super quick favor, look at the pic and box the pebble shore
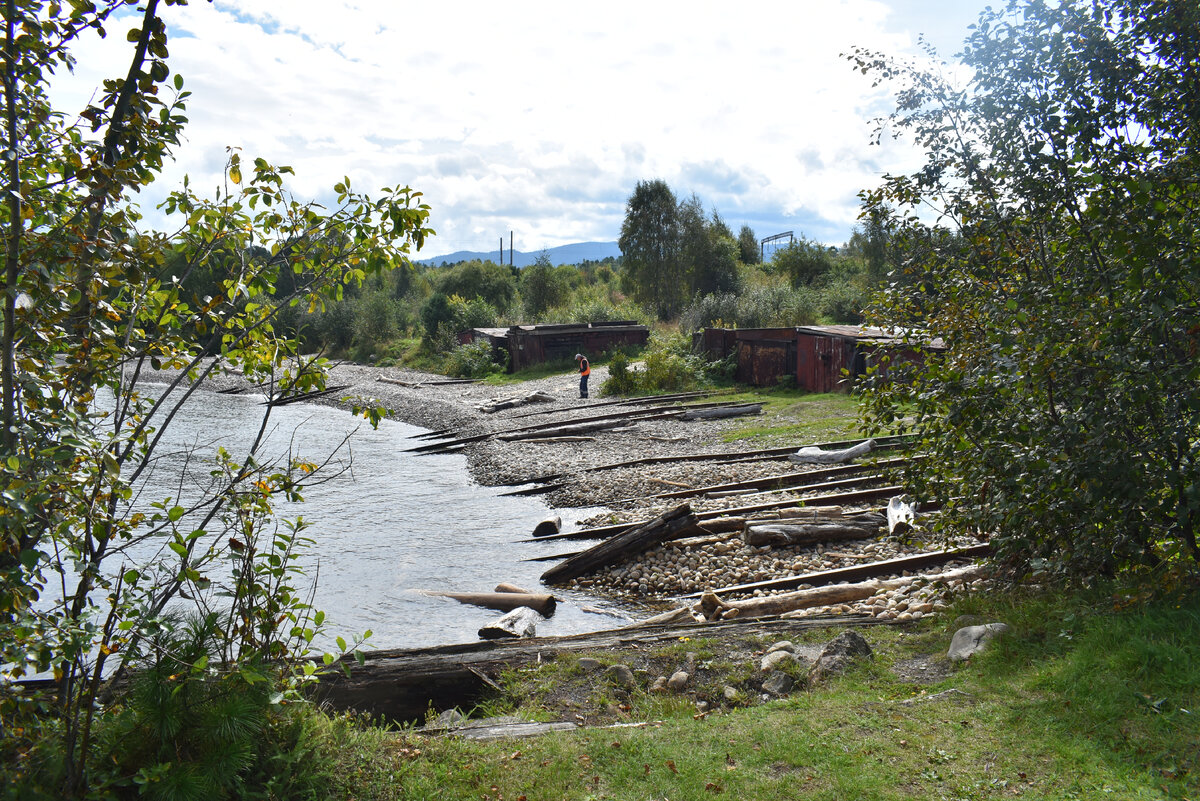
[201,360,989,622]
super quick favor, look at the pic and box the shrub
[444,339,505,378]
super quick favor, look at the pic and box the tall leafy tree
[618,179,682,319]
[852,0,1200,579]
[737,224,760,265]
[0,1,431,794]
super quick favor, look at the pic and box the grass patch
[318,584,1199,800]
[718,389,866,445]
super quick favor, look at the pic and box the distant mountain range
[417,241,621,268]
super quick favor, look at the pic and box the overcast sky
[56,0,994,259]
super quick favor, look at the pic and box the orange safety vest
[578,358,591,376]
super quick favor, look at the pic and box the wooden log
[313,615,886,722]
[422,591,557,616]
[718,581,880,618]
[743,522,880,548]
[519,436,597,444]
[634,606,699,627]
[478,607,542,640]
[497,418,635,441]
[678,544,993,598]
[788,438,876,465]
[680,402,763,421]
[888,495,917,536]
[531,515,561,538]
[644,458,909,502]
[493,583,531,594]
[540,504,700,585]
[478,390,556,414]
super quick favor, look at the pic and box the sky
[55,0,996,260]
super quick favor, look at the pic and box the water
[128,386,636,651]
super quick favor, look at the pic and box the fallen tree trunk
[717,581,880,618]
[742,521,881,548]
[679,402,763,421]
[493,583,531,594]
[422,591,557,616]
[478,607,542,639]
[789,438,876,464]
[498,419,635,440]
[313,615,885,722]
[478,390,556,414]
[541,504,701,585]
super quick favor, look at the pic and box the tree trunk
[680,402,764,420]
[742,521,880,547]
[541,504,700,584]
[421,590,557,616]
[789,438,876,464]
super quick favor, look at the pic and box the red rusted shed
[697,325,943,391]
[461,322,650,372]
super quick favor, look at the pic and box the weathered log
[743,521,880,548]
[478,607,542,640]
[313,615,884,722]
[493,582,531,594]
[788,438,876,465]
[679,544,993,598]
[634,606,700,626]
[888,495,917,536]
[531,515,561,538]
[422,590,557,616]
[717,581,880,618]
[478,390,556,414]
[680,402,763,421]
[519,436,597,444]
[498,418,634,441]
[541,504,700,585]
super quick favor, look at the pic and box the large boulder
[811,630,873,679]
[948,622,1010,662]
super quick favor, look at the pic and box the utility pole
[510,231,514,267]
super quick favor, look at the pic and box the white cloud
[50,0,992,255]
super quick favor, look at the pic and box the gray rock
[605,664,636,688]
[765,640,798,655]
[430,708,466,728]
[577,657,603,671]
[760,650,797,672]
[762,671,794,696]
[667,670,690,692]
[811,630,873,678]
[948,622,1010,662]
[649,675,668,693]
[723,685,740,702]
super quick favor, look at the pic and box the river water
[130,385,633,651]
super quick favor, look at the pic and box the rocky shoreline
[293,362,987,625]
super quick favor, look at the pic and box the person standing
[575,353,591,399]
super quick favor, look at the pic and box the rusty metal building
[460,322,650,372]
[695,325,943,391]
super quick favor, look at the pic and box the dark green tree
[771,237,833,287]
[851,0,1200,579]
[737,224,760,264]
[435,259,516,312]
[520,252,570,317]
[618,179,682,319]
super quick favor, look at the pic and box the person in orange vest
[575,353,591,399]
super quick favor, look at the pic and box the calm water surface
[134,385,633,650]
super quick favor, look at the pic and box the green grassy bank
[306,584,1199,801]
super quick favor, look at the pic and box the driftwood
[314,615,884,722]
[743,521,881,548]
[888,496,917,536]
[541,504,701,585]
[680,402,763,421]
[422,590,557,616]
[531,515,561,538]
[789,438,876,465]
[498,419,634,441]
[478,607,542,639]
[493,582,531,594]
[636,606,700,626]
[679,544,993,598]
[520,436,597,444]
[644,457,909,502]
[715,581,881,618]
[478,390,556,414]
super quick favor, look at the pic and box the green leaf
[167,505,185,522]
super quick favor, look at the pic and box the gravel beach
[291,361,988,622]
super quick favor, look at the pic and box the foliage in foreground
[1,2,425,797]
[289,585,1200,801]
[854,0,1200,581]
